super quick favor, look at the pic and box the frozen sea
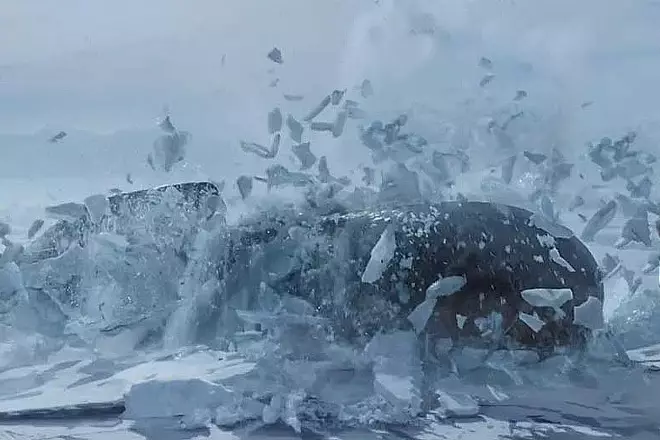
[2,1,660,438]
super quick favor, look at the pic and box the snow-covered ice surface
[4,0,660,438]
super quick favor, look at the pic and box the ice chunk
[486,384,510,402]
[365,331,422,416]
[620,209,651,247]
[159,115,176,133]
[330,89,345,105]
[435,391,479,418]
[361,226,397,283]
[269,133,281,158]
[360,79,373,98]
[236,175,253,200]
[479,57,493,69]
[303,95,331,121]
[407,298,437,334]
[268,107,283,134]
[286,114,304,143]
[83,194,109,225]
[153,131,190,172]
[540,195,555,220]
[642,252,660,274]
[521,288,573,318]
[240,140,273,159]
[267,47,283,64]
[45,202,89,221]
[519,312,545,332]
[426,275,466,299]
[283,94,304,101]
[48,130,67,143]
[456,314,467,329]
[27,219,44,239]
[501,155,516,184]
[291,142,316,170]
[214,397,264,427]
[573,297,604,330]
[549,248,575,272]
[581,200,617,241]
[332,111,348,138]
[523,151,547,165]
[310,121,334,132]
[514,90,528,101]
[479,73,495,87]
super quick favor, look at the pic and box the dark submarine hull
[224,201,604,356]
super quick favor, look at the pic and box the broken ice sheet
[291,142,316,170]
[236,175,253,200]
[267,47,283,64]
[581,200,617,242]
[286,114,304,143]
[361,226,397,283]
[407,298,437,334]
[573,296,604,330]
[519,312,545,333]
[426,275,466,300]
[83,194,109,225]
[521,288,573,317]
[268,107,283,134]
[303,95,331,122]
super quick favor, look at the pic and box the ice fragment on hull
[361,226,396,283]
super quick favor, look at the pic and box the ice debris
[407,298,437,334]
[361,226,397,283]
[514,90,528,101]
[523,151,547,165]
[286,114,304,143]
[617,208,651,247]
[240,134,280,159]
[83,194,109,225]
[310,121,334,132]
[264,164,313,189]
[291,142,316,170]
[549,248,575,272]
[303,95,331,121]
[283,94,304,101]
[236,175,253,200]
[267,47,283,64]
[333,111,348,138]
[0,222,10,238]
[364,331,423,417]
[426,275,466,299]
[268,107,283,134]
[27,219,44,239]
[479,73,495,87]
[521,288,573,318]
[330,89,345,105]
[48,131,67,143]
[360,79,373,98]
[581,200,617,242]
[519,312,545,333]
[573,297,604,330]
[435,391,480,418]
